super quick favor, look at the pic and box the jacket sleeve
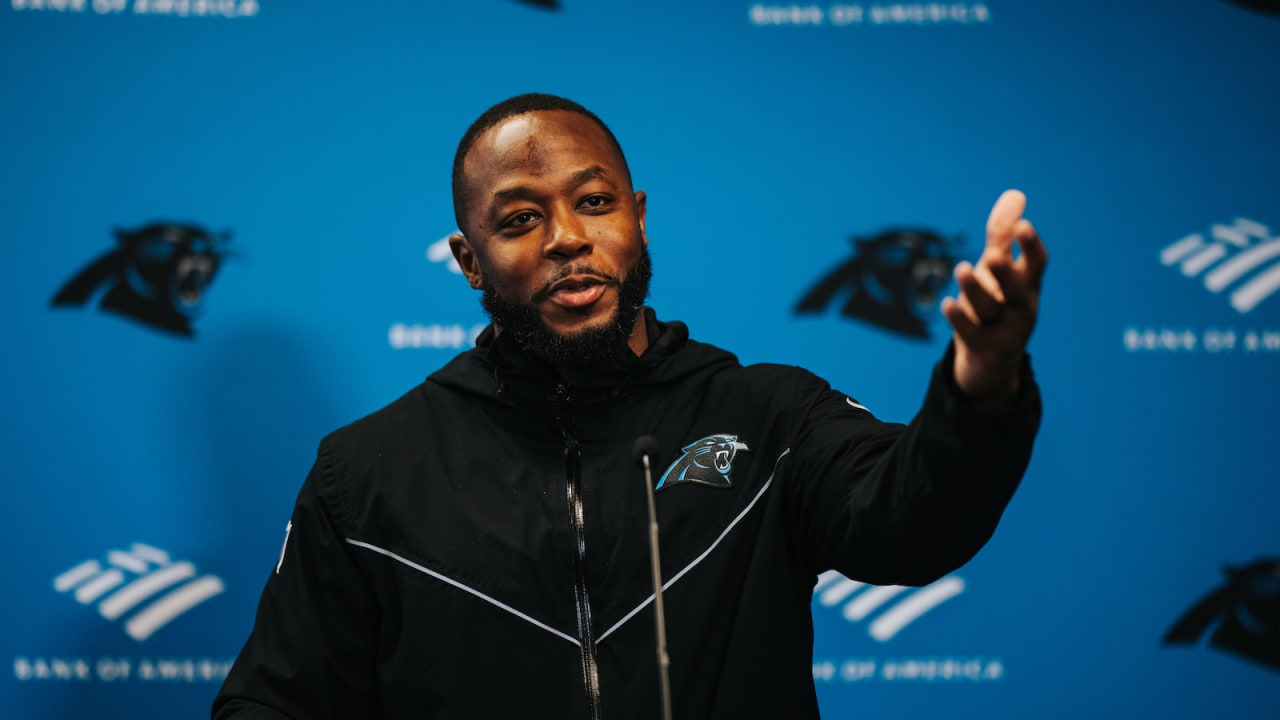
[785,343,1042,586]
[212,436,380,719]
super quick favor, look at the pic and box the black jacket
[213,310,1040,719]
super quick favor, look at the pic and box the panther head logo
[1223,1,1280,16]
[1164,557,1280,671]
[51,223,231,338]
[796,228,958,340]
[655,434,750,490]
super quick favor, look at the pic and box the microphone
[633,435,660,469]
[633,435,673,720]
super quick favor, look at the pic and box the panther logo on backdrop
[51,223,231,338]
[796,228,958,340]
[1164,557,1280,671]
[1222,1,1280,16]
[53,543,226,642]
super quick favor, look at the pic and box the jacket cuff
[928,341,1042,442]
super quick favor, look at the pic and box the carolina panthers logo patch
[655,434,750,490]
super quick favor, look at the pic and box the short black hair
[451,93,631,233]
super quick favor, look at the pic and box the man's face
[450,110,650,366]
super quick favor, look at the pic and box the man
[213,93,1046,719]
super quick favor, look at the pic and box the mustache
[530,265,621,304]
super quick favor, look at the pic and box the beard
[480,247,653,369]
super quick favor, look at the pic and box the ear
[448,232,484,289]
[634,190,648,247]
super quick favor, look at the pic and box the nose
[544,208,592,259]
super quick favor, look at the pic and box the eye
[579,195,612,210]
[503,210,541,229]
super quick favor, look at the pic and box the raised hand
[941,189,1048,403]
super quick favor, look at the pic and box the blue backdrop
[3,1,1278,717]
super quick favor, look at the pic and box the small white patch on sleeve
[276,521,293,575]
[846,398,870,413]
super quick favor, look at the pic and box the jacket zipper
[556,396,603,720]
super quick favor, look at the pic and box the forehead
[462,110,626,193]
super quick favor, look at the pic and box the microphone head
[632,435,660,468]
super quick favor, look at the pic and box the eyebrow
[489,165,613,207]
[570,165,610,185]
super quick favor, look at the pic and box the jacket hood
[427,308,740,406]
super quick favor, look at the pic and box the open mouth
[543,274,612,308]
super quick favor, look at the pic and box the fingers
[1013,218,1048,289]
[953,260,1005,326]
[980,191,1047,308]
[945,190,1045,394]
[949,189,1046,329]
[986,218,1047,309]
[986,189,1027,254]
[941,296,984,347]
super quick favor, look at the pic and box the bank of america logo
[426,233,463,274]
[813,570,964,641]
[53,543,225,641]
[1160,217,1280,314]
